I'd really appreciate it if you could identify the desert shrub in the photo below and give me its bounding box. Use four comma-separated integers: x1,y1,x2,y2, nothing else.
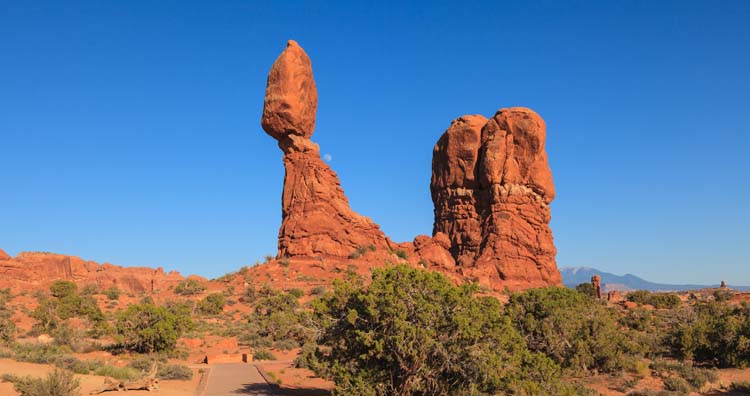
51,323,79,347
311,265,585,396
575,282,597,298
197,293,225,315
279,258,290,267
713,289,734,302
115,303,193,353
174,279,206,296
669,301,750,367
105,286,121,301
389,249,408,259
626,291,681,309
7,369,81,396
0,316,15,344
731,381,750,392
0,291,15,344
12,344,72,364
127,355,167,371
238,286,317,349
348,246,368,259
239,284,259,304
50,281,77,299
505,286,639,374
80,284,99,296
309,286,326,296
620,303,700,360
30,298,61,333
240,287,316,349
615,377,641,392
650,360,718,391
156,364,193,380
253,349,276,360
273,338,298,351
294,342,318,369
662,376,691,393
626,391,676,396
287,288,304,298
30,284,106,338
94,365,141,380
53,356,97,374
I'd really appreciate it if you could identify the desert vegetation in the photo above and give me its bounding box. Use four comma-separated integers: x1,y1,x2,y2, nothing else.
3,369,80,396
1,265,750,396
306,265,587,395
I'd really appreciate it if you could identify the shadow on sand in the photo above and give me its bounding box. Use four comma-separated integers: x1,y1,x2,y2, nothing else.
232,382,330,396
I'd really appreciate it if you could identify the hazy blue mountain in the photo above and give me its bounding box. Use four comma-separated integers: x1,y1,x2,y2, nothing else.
560,267,750,292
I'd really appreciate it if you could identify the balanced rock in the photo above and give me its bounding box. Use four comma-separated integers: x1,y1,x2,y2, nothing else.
260,40,561,291
261,40,318,141
431,108,561,289
261,41,391,259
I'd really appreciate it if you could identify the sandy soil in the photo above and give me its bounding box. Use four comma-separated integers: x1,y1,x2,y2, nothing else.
579,366,750,396
0,358,203,396
256,360,332,396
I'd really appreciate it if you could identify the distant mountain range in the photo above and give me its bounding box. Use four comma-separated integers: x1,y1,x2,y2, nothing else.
560,267,750,292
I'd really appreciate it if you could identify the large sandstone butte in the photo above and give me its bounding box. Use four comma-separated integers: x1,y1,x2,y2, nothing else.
261,41,561,290
431,109,561,289
261,40,392,258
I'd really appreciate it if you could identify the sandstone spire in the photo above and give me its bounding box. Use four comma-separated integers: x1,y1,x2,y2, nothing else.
261,40,391,259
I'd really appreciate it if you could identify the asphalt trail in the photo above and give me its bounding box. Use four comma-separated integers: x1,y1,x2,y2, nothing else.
202,363,273,396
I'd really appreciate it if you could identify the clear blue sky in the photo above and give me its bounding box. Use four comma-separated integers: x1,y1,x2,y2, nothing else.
1,1,748,284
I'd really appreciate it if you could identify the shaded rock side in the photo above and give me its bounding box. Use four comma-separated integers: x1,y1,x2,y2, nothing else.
432,108,562,290
261,41,391,259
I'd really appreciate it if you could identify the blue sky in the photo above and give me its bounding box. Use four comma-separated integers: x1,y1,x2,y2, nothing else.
1,1,748,284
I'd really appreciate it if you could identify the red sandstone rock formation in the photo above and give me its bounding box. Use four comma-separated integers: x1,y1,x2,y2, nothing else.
431,109,561,289
607,290,621,302
592,275,602,299
261,40,391,259
0,250,186,293
259,40,561,291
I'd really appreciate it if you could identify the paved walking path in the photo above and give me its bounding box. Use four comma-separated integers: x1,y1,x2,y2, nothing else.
202,363,274,396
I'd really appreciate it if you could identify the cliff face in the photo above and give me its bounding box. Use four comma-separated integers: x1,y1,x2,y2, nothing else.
261,41,561,291
0,250,187,293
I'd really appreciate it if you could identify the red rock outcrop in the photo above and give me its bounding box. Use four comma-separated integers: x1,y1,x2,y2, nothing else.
431,109,561,289
261,40,391,258
592,275,602,299
0,251,186,294
260,40,561,291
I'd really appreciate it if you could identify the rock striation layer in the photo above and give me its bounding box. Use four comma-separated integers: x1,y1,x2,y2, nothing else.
261,40,391,258
261,40,561,290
